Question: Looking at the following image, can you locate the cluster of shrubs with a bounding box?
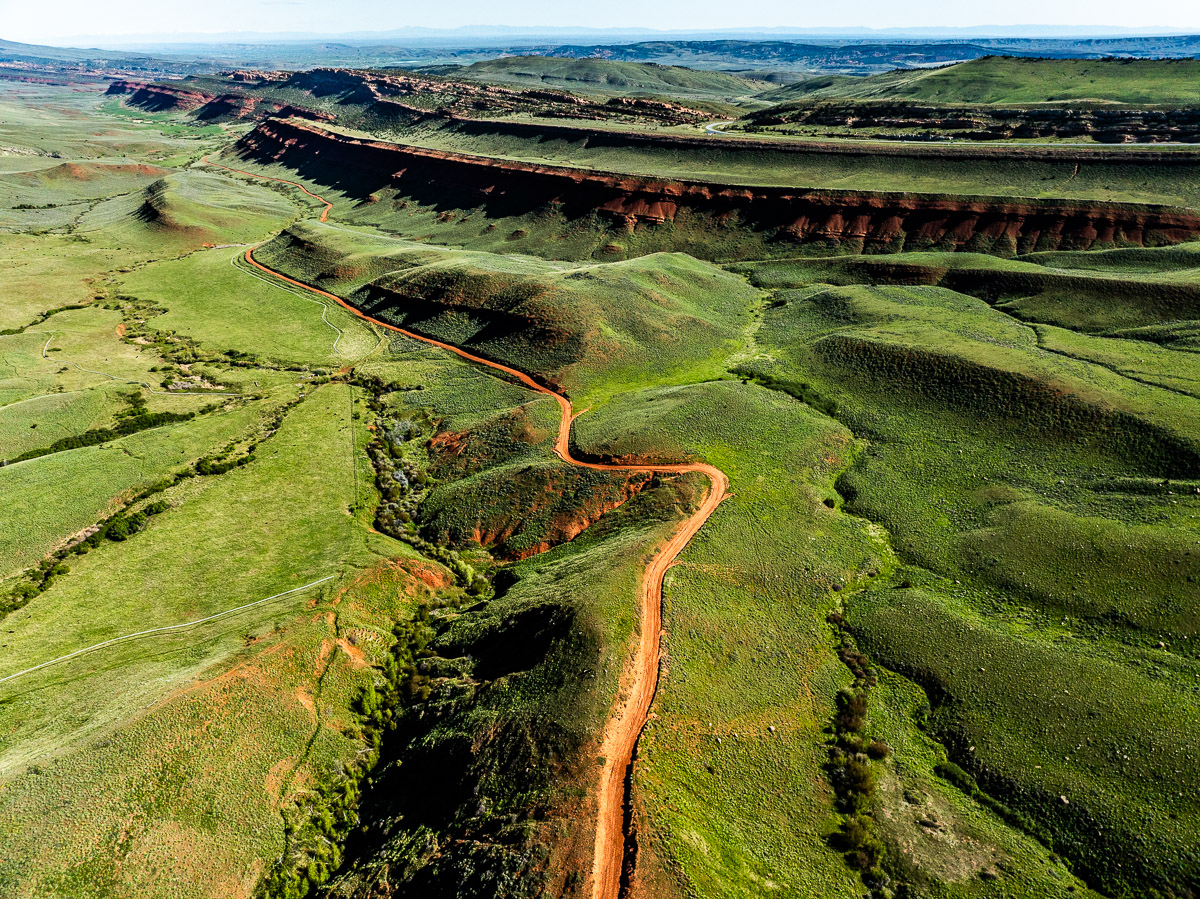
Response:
[101,500,170,542]
[1,500,170,614]
[931,759,1052,848]
[3,401,196,466]
[825,613,895,893]
[730,364,839,417]
[356,378,488,595]
[116,293,316,381]
[262,598,466,899]
[360,607,437,736]
[195,452,255,476]
[370,417,426,530]
[0,302,91,337]
[3,559,71,612]
[0,396,300,619]
[259,768,365,899]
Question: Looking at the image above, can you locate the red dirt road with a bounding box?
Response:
[218,158,727,899]
[200,154,332,221]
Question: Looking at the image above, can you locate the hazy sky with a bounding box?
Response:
[2,0,1198,44]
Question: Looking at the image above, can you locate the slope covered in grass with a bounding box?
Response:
[451,55,759,99]
[78,169,296,249]
[0,384,425,898]
[255,222,758,404]
[736,251,1200,898]
[766,56,1200,107]
[119,246,380,366]
[7,74,1200,899]
[570,376,1092,899]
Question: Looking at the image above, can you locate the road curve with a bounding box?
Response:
[200,154,332,222]
[219,160,729,899]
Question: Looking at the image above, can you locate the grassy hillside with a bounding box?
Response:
[253,218,1155,898]
[254,221,759,405]
[450,55,760,99]
[731,247,1200,897]
[349,120,1200,209]
[767,56,1200,107]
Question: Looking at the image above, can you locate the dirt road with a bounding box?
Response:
[220,158,727,899]
[201,155,332,222]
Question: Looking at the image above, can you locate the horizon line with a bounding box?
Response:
[13,23,1200,49]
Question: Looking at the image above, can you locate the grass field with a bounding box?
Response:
[365,119,1200,209]
[0,83,219,167]
[0,384,411,896]
[733,249,1200,897]
[257,217,1111,894]
[254,221,759,405]
[571,375,1094,898]
[445,56,761,101]
[0,394,284,581]
[119,247,380,366]
[766,56,1200,107]
[180,142,1200,897]
[0,81,417,897]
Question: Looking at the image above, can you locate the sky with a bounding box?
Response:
[2,0,1198,44]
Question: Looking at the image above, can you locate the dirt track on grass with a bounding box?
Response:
[215,156,728,899]
[201,154,332,221]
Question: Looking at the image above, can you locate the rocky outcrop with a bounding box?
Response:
[272,67,714,125]
[437,114,1200,165]
[107,79,332,122]
[236,118,1200,253]
[106,79,212,112]
[747,101,1200,144]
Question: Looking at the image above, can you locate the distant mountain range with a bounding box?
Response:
[4,29,1200,80]
[40,25,1200,51]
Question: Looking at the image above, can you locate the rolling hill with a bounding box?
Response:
[438,55,762,99]
[765,56,1200,107]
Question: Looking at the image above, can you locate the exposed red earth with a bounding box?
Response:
[206,159,729,899]
[237,118,1200,252]
[107,79,213,111]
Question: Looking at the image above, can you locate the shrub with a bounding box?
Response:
[933,760,978,794]
[835,688,869,733]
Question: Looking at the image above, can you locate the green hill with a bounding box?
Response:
[0,37,204,76]
[766,56,1200,107]
[450,55,760,99]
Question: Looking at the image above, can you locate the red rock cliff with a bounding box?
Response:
[236,118,1200,253]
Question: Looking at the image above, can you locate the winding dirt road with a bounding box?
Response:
[201,155,332,222]
[211,156,728,899]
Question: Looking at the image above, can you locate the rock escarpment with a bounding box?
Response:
[236,118,1200,253]
[105,79,331,122]
[747,101,1200,143]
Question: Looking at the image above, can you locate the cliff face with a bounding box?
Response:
[107,68,714,130]
[106,79,212,112]
[236,118,1200,253]
[105,80,331,123]
[748,101,1200,144]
